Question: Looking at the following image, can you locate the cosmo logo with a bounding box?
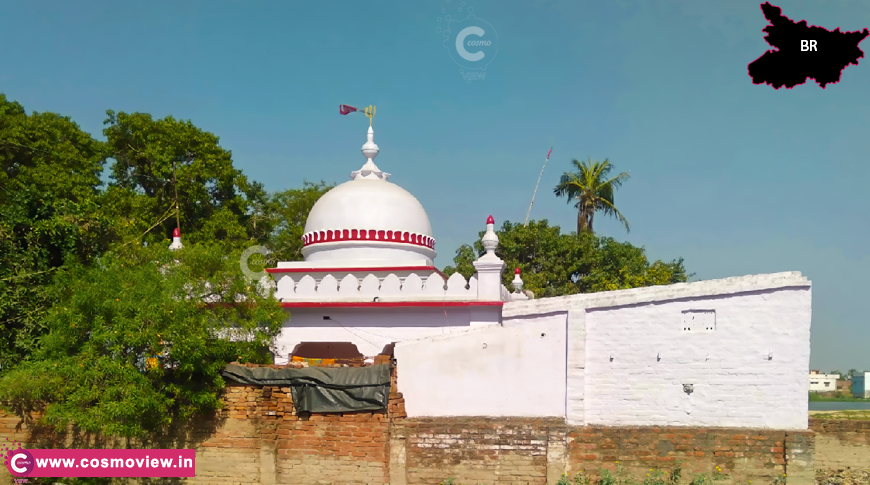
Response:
[442,14,499,72]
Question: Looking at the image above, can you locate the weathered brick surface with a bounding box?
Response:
[403,417,561,485]
[208,359,403,485]
[8,362,869,485]
[784,430,815,485]
[809,418,870,470]
[1,358,401,485]
[567,425,790,481]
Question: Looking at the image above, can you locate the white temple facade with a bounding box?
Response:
[265,123,813,430]
[266,125,518,359]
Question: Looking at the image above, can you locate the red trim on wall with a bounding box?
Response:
[280,301,504,308]
[266,265,448,279]
[302,228,436,250]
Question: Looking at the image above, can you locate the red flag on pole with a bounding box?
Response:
[339,104,358,115]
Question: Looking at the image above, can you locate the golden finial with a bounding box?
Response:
[365,105,376,126]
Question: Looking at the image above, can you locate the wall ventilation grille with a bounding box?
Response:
[682,310,716,332]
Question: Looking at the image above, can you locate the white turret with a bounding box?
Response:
[473,215,506,301]
[512,267,529,301]
[480,215,499,260]
[168,228,183,251]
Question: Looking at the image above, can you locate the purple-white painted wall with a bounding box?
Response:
[581,286,810,429]
[394,314,568,417]
[272,272,811,429]
[396,272,811,429]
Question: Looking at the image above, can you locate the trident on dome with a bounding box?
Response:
[365,105,376,126]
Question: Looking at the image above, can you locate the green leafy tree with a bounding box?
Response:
[264,180,334,262]
[0,241,282,440]
[554,157,630,235]
[0,94,112,371]
[444,220,587,297]
[101,110,266,246]
[846,369,858,379]
[581,236,690,292]
[444,220,690,297]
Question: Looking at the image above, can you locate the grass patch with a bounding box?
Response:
[810,410,870,420]
[808,392,868,402]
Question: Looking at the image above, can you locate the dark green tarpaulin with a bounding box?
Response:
[222,363,390,413]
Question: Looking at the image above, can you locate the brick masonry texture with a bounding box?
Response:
[5,362,870,485]
[568,426,790,481]
[1,355,406,485]
[402,417,563,484]
[810,418,870,470]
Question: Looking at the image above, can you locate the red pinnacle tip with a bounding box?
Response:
[486,215,494,224]
[173,228,180,238]
[515,267,521,275]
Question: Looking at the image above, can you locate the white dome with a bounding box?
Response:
[300,126,437,265]
[305,180,433,236]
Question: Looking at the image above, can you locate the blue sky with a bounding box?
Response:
[2,0,868,372]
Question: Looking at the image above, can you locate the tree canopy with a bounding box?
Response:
[0,94,113,371]
[262,181,334,262]
[443,219,690,298]
[101,110,267,246]
[0,242,281,439]
[554,157,630,235]
[0,96,296,441]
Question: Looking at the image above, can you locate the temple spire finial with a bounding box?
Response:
[352,118,390,181]
[365,105,376,126]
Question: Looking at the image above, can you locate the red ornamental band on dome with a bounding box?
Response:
[515,267,521,275]
[301,229,435,249]
[487,215,494,224]
[173,227,180,238]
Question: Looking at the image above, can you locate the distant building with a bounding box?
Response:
[808,370,839,392]
[852,372,870,398]
[837,379,852,393]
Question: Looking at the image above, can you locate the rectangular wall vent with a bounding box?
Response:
[682,310,716,332]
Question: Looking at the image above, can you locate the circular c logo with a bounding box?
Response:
[8,450,34,477]
[442,15,499,71]
[456,26,486,62]
[239,245,272,283]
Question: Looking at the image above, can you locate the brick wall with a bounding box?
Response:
[1,355,406,485]
[809,418,870,471]
[217,382,392,484]
[3,413,825,485]
[193,355,406,484]
[836,379,852,392]
[401,417,564,484]
[11,363,870,484]
[396,420,815,485]
[567,426,790,481]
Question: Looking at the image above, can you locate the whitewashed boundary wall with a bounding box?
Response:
[394,314,568,418]
[581,285,810,429]
[397,272,811,430]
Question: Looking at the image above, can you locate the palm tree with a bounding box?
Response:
[554,157,631,235]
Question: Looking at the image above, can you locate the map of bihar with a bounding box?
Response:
[748,2,869,89]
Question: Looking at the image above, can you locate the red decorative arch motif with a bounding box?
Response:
[302,229,436,249]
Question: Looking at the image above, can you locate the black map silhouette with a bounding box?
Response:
[748,2,869,89]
